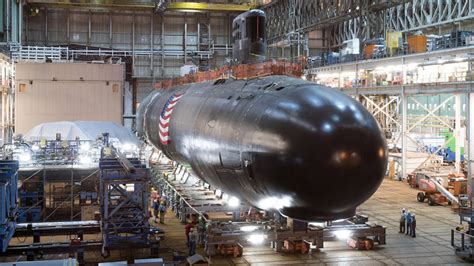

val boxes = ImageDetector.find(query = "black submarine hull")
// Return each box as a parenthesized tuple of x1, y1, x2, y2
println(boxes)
(137, 75, 387, 221)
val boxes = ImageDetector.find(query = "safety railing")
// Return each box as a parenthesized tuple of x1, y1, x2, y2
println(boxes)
(154, 59, 305, 89)
(451, 228, 474, 253)
(314, 70, 474, 90)
(307, 34, 474, 69)
(10, 45, 67, 61)
(9, 45, 223, 62)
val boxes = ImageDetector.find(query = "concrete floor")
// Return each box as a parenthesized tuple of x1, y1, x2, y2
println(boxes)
(157, 178, 471, 265)
(0, 178, 468, 265)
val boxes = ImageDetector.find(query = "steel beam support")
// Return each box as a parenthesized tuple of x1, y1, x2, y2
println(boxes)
(150, 12, 154, 79)
(99, 157, 150, 251)
(0, 161, 19, 253)
(67, 9, 70, 45)
(87, 10, 91, 46)
(401, 89, 408, 180)
(329, 0, 474, 47)
(184, 16, 187, 64)
(132, 12, 135, 77)
(161, 14, 164, 77)
(456, 93, 462, 173)
(19, 0, 23, 44)
(109, 11, 113, 48)
(44, 7, 48, 45)
(386, 0, 473, 33)
(264, 0, 367, 44)
(267, 0, 474, 47)
(468, 93, 474, 226)
(2, 90, 5, 143)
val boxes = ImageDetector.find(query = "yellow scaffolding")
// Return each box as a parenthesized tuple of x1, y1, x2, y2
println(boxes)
(26, 0, 254, 12)
(167, 2, 253, 12)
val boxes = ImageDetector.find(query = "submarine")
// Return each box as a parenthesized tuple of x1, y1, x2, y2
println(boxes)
(136, 10, 387, 221)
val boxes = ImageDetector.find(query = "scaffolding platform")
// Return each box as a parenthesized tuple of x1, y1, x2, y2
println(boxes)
(147, 149, 386, 257)
(99, 157, 158, 255)
(150, 152, 249, 224)
(0, 160, 19, 253)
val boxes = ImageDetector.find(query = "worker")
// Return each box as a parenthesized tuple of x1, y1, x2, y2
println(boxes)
(411, 213, 416, 238)
(159, 200, 167, 224)
(405, 210, 412, 236)
(185, 222, 196, 247)
(188, 227, 197, 256)
(161, 194, 169, 207)
(197, 215, 207, 246)
(151, 191, 158, 201)
(399, 208, 406, 234)
(152, 199, 160, 223)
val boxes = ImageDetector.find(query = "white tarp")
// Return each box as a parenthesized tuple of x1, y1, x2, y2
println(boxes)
(24, 121, 139, 145)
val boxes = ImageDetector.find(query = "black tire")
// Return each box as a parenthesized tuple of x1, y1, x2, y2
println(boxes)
(428, 196, 435, 206)
(417, 192, 425, 202)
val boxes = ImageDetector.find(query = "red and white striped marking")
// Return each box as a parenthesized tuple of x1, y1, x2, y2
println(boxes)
(159, 93, 184, 145)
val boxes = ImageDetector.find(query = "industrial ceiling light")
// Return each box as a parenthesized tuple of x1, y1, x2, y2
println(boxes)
(228, 196, 240, 207)
(31, 144, 40, 152)
(79, 142, 91, 153)
(78, 155, 92, 165)
(19, 152, 32, 163)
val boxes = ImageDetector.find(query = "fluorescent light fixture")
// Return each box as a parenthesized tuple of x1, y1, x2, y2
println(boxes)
(407, 63, 418, 70)
(228, 196, 240, 207)
(79, 142, 91, 153)
(79, 155, 92, 165)
(19, 153, 32, 163)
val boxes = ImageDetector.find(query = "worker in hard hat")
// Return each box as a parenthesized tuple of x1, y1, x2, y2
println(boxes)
(405, 210, 412, 236)
(411, 213, 416, 238)
(399, 208, 406, 234)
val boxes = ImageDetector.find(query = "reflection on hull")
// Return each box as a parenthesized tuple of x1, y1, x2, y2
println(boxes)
(137, 75, 387, 221)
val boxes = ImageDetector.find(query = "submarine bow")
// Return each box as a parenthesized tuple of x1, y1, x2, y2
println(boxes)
(137, 75, 387, 221)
